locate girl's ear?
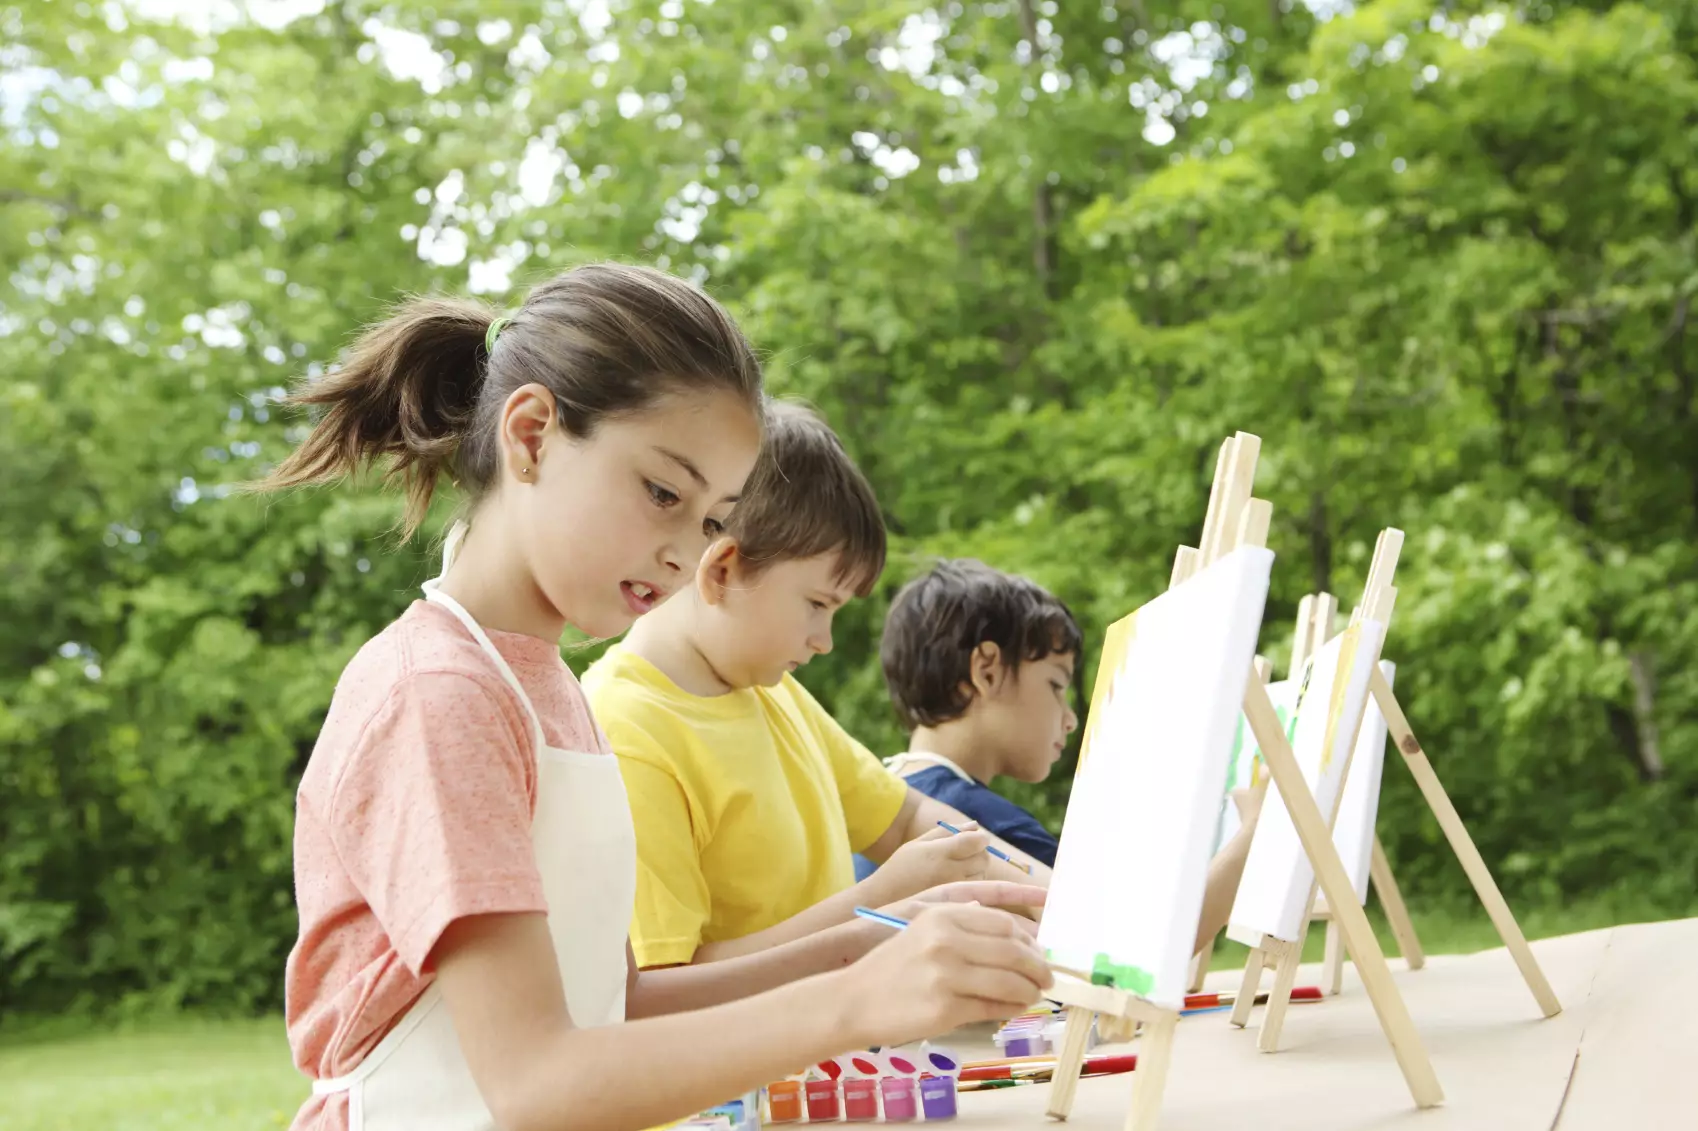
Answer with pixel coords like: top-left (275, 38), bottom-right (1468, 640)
top-left (499, 383), bottom-right (556, 479)
top-left (696, 536), bottom-right (743, 606)
top-left (966, 641), bottom-right (1006, 700)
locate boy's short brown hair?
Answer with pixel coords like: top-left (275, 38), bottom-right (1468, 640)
top-left (881, 559), bottom-right (1084, 730)
top-left (725, 399), bottom-right (886, 596)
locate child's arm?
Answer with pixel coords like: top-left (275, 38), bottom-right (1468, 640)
top-left (1191, 787), bottom-right (1266, 954)
top-left (863, 787), bottom-right (1055, 884)
top-left (682, 861), bottom-right (1039, 965)
top-left (630, 879), bottom-right (1045, 1014)
top-left (435, 904), bottom-right (1050, 1131)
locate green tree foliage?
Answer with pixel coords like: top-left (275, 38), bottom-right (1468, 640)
top-left (2, 0), bottom-right (1694, 1014)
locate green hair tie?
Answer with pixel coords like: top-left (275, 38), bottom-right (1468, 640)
top-left (484, 314), bottom-right (512, 354)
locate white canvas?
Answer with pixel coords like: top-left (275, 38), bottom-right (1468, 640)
top-left (1226, 619), bottom-right (1386, 946)
top-left (1212, 680), bottom-right (1298, 855)
top-left (1333, 661), bottom-right (1395, 904)
top-left (1040, 547), bottom-right (1273, 1009)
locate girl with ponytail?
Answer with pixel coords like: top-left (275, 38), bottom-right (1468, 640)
top-left (261, 263), bottom-right (1050, 1131)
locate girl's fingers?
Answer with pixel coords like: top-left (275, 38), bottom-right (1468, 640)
top-left (922, 881), bottom-right (1047, 908)
top-left (945, 962), bottom-right (1052, 1010)
top-left (936, 922), bottom-right (1054, 988)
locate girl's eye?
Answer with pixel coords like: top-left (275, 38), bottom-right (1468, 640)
top-left (703, 516), bottom-right (726, 537)
top-left (808, 599), bottom-right (828, 611)
top-left (646, 481), bottom-right (680, 508)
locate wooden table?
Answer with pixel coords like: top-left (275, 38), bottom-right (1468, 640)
top-left (937, 919), bottom-right (1694, 1130)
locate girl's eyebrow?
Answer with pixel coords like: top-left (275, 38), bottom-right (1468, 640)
top-left (655, 445), bottom-right (741, 503)
top-left (654, 446), bottom-right (708, 488)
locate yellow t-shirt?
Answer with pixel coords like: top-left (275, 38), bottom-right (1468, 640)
top-left (583, 645), bottom-right (909, 967)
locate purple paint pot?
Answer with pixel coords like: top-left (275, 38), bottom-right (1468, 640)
top-left (1006, 1035), bottom-right (1049, 1057)
top-left (918, 1076), bottom-right (957, 1121)
top-left (879, 1076), bottom-right (918, 1122)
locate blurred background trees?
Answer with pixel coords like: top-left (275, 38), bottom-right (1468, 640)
top-left (3, 0), bottom-right (1694, 1015)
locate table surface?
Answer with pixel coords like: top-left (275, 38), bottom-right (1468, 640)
top-left (932, 917), bottom-right (1694, 1131)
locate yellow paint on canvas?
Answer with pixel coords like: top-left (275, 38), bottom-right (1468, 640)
top-left (1077, 610), bottom-right (1138, 771)
top-left (1317, 625), bottom-right (1362, 778)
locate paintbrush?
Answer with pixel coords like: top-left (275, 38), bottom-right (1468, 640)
top-left (852, 907), bottom-right (1091, 981)
top-left (936, 821), bottom-right (1034, 874)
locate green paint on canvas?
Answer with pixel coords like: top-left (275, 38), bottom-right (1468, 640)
top-left (1089, 954), bottom-right (1156, 995)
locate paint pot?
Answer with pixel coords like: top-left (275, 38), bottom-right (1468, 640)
top-left (880, 1052), bottom-right (923, 1122)
top-left (922, 1049), bottom-right (960, 1076)
top-left (766, 1081), bottom-right (803, 1124)
top-left (918, 1076), bottom-right (957, 1121)
top-left (879, 1076), bottom-right (918, 1122)
top-left (805, 1078), bottom-right (841, 1122)
top-left (837, 1053), bottom-right (881, 1122)
top-left (841, 1077), bottom-right (878, 1122)
top-left (694, 1092), bottom-right (761, 1131)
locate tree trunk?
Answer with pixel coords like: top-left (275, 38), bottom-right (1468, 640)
top-left (1016, 0), bottom-right (1055, 299)
top-left (1628, 649), bottom-right (1665, 781)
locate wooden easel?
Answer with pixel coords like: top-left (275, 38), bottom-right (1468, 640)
top-left (1043, 431), bottom-right (1270, 1126)
top-left (1230, 535), bottom-right (1563, 1049)
top-left (1227, 541), bottom-right (1403, 1050)
top-left (1043, 434), bottom-right (1443, 1128)
top-left (1295, 597), bottom-right (1426, 994)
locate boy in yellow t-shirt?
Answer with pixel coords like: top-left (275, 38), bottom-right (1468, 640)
top-left (584, 401), bottom-right (1048, 969)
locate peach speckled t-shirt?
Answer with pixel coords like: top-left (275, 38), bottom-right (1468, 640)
top-left (284, 599), bottom-right (613, 1131)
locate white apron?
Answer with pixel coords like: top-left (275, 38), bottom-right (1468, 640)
top-left (312, 528), bottom-right (636, 1130)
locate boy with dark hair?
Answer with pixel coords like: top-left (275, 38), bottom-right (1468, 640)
top-left (584, 401), bottom-right (1048, 972)
top-left (876, 559), bottom-right (1084, 868)
top-left (867, 558), bottom-right (1267, 958)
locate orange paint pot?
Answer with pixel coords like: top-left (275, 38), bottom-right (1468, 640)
top-left (766, 1081), bottom-right (803, 1124)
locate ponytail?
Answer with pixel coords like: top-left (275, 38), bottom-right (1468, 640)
top-left (256, 263), bottom-right (763, 536)
top-left (257, 297), bottom-right (495, 534)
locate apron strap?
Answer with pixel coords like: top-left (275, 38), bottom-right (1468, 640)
top-left (884, 751), bottom-right (978, 783)
top-left (420, 521), bottom-right (548, 753)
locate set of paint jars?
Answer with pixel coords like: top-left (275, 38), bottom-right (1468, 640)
top-left (766, 1048), bottom-right (962, 1123)
top-left (992, 1004), bottom-right (1096, 1059)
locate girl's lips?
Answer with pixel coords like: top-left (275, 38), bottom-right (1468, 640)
top-left (621, 580), bottom-right (665, 614)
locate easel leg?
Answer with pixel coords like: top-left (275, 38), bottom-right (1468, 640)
top-left (1370, 836), bottom-right (1425, 971)
top-left (1258, 910), bottom-right (1312, 1052)
top-left (1229, 946), bottom-right (1266, 1028)
top-left (1371, 671), bottom-right (1560, 1017)
top-left (1045, 1006), bottom-right (1097, 1121)
top-left (1123, 1012), bottom-right (1179, 1131)
top-left (1323, 918), bottom-right (1345, 994)
top-left (1186, 944), bottom-right (1210, 993)
top-left (1246, 680), bottom-right (1444, 1107)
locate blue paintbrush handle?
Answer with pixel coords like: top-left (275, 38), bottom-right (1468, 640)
top-left (937, 821), bottom-right (1033, 874)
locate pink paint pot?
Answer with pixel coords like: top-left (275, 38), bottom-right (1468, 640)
top-left (879, 1076), bottom-right (918, 1122)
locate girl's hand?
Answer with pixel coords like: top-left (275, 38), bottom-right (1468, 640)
top-left (838, 903), bottom-right (1053, 1048)
top-left (880, 881), bottom-right (1048, 938)
top-left (865, 825), bottom-right (992, 905)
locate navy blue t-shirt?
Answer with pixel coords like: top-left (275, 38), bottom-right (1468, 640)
top-left (853, 765), bottom-right (1060, 881)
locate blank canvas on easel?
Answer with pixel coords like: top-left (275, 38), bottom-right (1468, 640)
top-left (1227, 620), bottom-right (1386, 946)
top-left (1040, 547), bottom-right (1274, 1008)
top-left (1333, 661), bottom-right (1395, 903)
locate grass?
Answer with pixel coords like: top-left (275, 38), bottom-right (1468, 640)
top-left (0, 1014), bottom-right (304, 1131)
top-left (1204, 896), bottom-right (1657, 971)
top-left (0, 899), bottom-right (1682, 1130)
